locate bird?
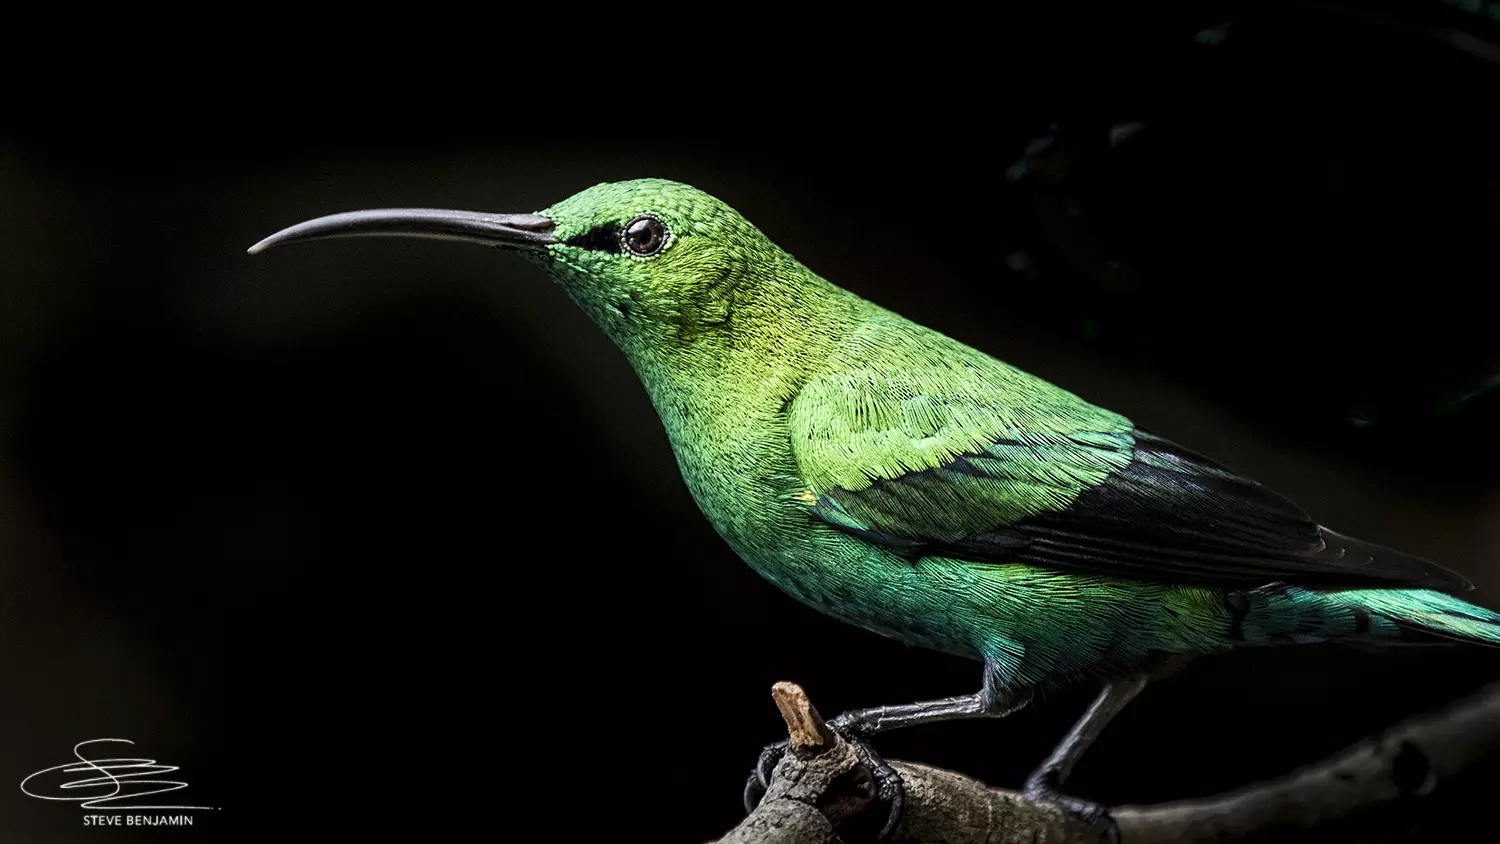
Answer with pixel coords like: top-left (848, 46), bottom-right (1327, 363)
top-left (250, 178), bottom-right (1500, 840)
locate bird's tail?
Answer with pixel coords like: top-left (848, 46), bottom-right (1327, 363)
top-left (1235, 586), bottom-right (1500, 647)
top-left (1324, 588), bottom-right (1500, 647)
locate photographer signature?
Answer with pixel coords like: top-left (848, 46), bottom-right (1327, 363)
top-left (20, 739), bottom-right (213, 810)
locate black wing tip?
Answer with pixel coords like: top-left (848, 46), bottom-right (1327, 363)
top-left (1316, 526), bottom-right (1475, 592)
top-left (1437, 569), bottom-right (1476, 592)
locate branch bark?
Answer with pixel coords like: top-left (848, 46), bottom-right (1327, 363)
top-left (712, 680), bottom-right (1500, 844)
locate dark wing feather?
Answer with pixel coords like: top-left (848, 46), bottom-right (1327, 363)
top-left (811, 429), bottom-right (1471, 591)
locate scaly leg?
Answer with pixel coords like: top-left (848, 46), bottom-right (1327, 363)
top-left (1023, 672), bottom-right (1150, 841)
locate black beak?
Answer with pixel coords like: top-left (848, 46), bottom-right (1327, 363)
top-left (247, 209), bottom-right (560, 255)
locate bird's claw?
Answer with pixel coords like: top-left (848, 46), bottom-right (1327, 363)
top-left (1024, 780), bottom-right (1120, 844)
top-left (743, 723), bottom-right (905, 842)
top-left (827, 710), bottom-right (877, 740)
top-left (743, 739), bottom-right (789, 812)
top-left (848, 738), bottom-right (905, 841)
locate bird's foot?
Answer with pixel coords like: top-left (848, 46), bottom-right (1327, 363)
top-left (1024, 778), bottom-right (1119, 843)
top-left (743, 739), bottom-right (788, 811)
top-left (743, 714), bottom-right (904, 842)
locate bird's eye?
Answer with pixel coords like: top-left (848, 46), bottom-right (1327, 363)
top-left (622, 215), bottom-right (669, 257)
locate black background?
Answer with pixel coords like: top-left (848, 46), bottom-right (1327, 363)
top-left (4, 1), bottom-right (1500, 840)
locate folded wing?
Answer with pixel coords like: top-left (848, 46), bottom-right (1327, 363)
top-left (791, 367), bottom-right (1469, 591)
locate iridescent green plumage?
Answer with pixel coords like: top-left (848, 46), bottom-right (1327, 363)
top-left (251, 177), bottom-right (1500, 834)
top-left (528, 179), bottom-right (1497, 678)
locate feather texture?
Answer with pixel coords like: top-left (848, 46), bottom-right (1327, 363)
top-left (808, 426), bottom-right (1468, 590)
top-left (527, 178), bottom-right (1500, 698)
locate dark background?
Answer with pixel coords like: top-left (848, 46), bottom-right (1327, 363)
top-left (3, 1), bottom-right (1500, 840)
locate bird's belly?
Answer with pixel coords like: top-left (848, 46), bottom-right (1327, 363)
top-left (666, 423), bottom-right (986, 659)
top-left (685, 460), bottom-right (1236, 690)
top-left (712, 503), bottom-right (990, 661)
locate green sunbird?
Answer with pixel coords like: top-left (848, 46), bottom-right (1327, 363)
top-left (250, 179), bottom-right (1499, 839)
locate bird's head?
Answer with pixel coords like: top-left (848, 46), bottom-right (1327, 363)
top-left (249, 178), bottom-right (805, 360)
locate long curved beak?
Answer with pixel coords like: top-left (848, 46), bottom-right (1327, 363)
top-left (247, 209), bottom-right (559, 255)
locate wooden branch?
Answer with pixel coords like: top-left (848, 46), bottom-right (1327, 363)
top-left (711, 680), bottom-right (1500, 844)
top-left (774, 681), bottom-right (834, 753)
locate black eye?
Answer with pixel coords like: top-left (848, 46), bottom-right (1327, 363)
top-left (622, 215), bottom-right (668, 257)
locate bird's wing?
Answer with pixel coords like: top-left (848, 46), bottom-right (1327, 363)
top-left (787, 358), bottom-right (1468, 591)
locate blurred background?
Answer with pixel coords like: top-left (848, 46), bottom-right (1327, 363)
top-left (2, 0), bottom-right (1499, 840)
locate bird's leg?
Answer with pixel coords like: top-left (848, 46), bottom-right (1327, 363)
top-left (1023, 672), bottom-right (1149, 842)
top-left (826, 685), bottom-right (1032, 738)
top-left (744, 664), bottom-right (1028, 841)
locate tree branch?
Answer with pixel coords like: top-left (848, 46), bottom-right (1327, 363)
top-left (712, 680), bottom-right (1500, 844)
